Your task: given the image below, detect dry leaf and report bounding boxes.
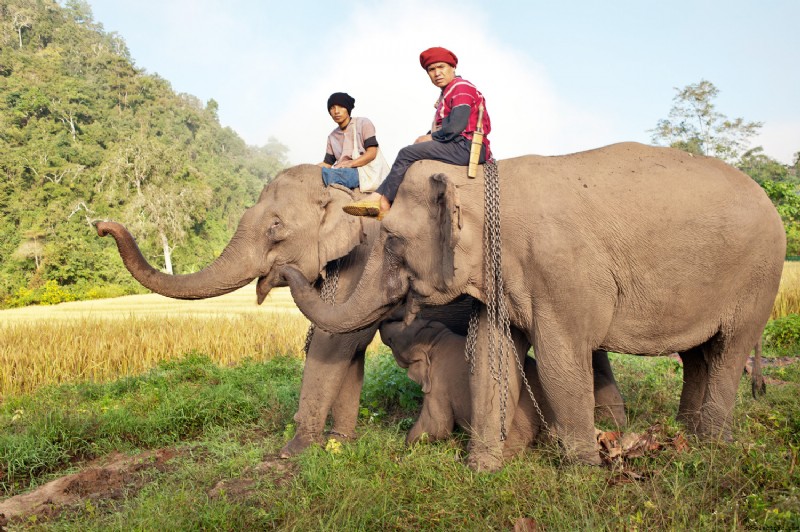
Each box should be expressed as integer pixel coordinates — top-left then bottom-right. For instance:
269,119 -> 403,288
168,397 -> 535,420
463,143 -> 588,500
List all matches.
669,433 -> 689,452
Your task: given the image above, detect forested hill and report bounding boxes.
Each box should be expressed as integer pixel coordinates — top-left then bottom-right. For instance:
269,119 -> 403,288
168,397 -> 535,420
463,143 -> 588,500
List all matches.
0,0 -> 289,306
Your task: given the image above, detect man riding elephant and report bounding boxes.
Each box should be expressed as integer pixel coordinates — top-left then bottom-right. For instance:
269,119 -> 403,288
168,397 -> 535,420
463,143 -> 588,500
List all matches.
344,46 -> 490,219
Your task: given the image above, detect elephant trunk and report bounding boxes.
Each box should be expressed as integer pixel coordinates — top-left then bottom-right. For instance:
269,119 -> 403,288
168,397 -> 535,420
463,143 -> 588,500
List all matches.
97,221 -> 257,299
283,240 -> 409,333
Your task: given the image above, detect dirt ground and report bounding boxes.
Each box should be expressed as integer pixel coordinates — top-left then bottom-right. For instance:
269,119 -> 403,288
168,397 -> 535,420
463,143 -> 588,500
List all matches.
0,448 -> 295,529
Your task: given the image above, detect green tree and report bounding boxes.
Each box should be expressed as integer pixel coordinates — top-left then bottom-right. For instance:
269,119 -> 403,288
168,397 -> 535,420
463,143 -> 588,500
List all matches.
650,80 -> 762,163
760,179 -> 800,255
0,0 -> 287,305
738,147 -> 794,184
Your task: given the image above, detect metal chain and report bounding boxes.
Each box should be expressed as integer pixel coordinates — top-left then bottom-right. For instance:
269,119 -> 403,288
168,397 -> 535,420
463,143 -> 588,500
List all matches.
303,260 -> 340,355
465,298 -> 480,374
464,160 -> 551,440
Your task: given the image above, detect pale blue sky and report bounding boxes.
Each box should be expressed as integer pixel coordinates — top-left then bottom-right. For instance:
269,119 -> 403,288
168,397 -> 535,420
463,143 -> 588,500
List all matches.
86,0 -> 799,165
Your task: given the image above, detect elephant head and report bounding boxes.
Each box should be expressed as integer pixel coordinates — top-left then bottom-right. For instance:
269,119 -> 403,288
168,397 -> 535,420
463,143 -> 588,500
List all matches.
98,164 -> 371,303
284,159 -> 486,333
379,319 -> 450,394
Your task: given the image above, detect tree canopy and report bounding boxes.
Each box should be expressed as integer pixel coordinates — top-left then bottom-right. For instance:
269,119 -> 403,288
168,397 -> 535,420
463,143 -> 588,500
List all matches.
0,0 -> 288,304
650,79 -> 762,164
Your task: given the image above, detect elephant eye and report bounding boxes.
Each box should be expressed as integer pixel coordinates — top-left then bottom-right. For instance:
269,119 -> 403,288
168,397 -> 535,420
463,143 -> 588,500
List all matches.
268,219 -> 286,242
385,234 -> 405,258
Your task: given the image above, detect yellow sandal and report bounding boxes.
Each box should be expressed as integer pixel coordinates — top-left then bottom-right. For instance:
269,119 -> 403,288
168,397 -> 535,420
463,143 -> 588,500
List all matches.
342,200 -> 381,218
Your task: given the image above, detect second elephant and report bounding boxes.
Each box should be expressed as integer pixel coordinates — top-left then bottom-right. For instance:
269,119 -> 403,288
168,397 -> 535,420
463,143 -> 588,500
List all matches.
379,319 -> 627,458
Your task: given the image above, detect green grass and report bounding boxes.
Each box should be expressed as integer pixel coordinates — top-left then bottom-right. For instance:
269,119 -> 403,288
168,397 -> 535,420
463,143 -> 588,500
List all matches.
1,351 -> 799,530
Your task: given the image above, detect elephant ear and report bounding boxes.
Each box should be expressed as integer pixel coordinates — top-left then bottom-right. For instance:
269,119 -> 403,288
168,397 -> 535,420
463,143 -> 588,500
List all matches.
317,184 -> 364,273
431,173 -> 462,289
405,346 -> 433,394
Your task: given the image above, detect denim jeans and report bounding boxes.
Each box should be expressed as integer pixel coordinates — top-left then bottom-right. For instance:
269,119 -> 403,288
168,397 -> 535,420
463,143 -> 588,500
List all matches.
322,167 -> 360,189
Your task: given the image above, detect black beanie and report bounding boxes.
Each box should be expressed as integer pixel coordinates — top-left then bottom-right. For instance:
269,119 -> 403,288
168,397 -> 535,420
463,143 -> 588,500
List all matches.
327,92 -> 355,113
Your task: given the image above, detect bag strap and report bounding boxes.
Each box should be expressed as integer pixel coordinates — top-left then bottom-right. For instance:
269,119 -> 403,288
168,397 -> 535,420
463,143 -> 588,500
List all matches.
351,117 -> 360,157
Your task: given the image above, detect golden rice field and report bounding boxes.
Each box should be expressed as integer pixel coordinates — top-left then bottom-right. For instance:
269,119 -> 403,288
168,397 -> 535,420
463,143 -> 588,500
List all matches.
2,263 -> 800,399
772,261 -> 800,319
0,286 -> 316,398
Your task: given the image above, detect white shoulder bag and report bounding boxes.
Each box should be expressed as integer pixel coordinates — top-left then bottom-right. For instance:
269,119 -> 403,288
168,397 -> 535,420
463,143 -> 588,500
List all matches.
351,118 -> 390,192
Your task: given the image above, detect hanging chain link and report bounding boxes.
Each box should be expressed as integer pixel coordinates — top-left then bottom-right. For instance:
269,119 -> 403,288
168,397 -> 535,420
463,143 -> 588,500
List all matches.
303,260 -> 341,355
464,160 -> 551,440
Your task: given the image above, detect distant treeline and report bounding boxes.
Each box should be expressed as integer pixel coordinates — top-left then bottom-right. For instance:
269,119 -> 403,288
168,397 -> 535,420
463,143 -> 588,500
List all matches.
0,0 -> 289,306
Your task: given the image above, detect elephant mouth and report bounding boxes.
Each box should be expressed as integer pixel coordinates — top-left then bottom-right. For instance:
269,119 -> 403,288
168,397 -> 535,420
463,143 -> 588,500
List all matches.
256,275 -> 276,305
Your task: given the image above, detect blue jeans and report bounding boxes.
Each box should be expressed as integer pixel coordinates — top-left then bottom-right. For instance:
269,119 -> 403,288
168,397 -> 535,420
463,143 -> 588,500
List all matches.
322,167 -> 360,189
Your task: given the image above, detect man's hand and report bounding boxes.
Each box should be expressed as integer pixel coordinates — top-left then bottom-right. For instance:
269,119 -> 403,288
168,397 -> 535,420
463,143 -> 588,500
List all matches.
414,134 -> 433,144
337,159 -> 356,168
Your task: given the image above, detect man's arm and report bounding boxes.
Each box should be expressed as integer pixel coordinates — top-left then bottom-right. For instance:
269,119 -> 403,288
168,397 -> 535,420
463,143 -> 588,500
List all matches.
431,105 -> 470,142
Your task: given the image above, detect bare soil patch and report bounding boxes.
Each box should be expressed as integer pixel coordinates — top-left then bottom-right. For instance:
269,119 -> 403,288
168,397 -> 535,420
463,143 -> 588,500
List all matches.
0,449 -> 179,529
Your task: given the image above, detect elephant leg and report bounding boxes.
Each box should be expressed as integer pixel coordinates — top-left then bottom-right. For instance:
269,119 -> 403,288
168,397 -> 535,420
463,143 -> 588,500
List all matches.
328,348 -> 366,441
466,306 -> 522,472
751,338 -> 766,398
591,350 -> 627,429
535,332 -> 600,465
281,327 -> 376,458
697,333 -> 752,440
677,346 -> 707,433
407,398 -> 455,445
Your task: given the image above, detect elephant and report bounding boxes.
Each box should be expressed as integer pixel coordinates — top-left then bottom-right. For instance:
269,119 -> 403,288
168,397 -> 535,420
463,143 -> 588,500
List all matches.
96,167 -> 628,458
379,319 -> 626,458
282,142 -> 785,470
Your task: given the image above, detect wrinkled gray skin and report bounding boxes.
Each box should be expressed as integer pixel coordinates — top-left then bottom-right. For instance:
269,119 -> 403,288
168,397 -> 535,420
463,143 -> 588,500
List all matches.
96,165 -> 628,457
284,143 -> 785,470
380,319 -> 626,458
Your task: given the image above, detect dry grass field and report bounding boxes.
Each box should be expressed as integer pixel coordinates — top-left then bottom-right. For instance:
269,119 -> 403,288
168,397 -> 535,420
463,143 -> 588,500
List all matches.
0,286 -> 315,398
772,261 -> 800,319
2,262 -> 799,399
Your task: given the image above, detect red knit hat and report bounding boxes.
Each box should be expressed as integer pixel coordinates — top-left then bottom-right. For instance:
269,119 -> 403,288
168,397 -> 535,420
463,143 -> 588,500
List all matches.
419,47 -> 458,69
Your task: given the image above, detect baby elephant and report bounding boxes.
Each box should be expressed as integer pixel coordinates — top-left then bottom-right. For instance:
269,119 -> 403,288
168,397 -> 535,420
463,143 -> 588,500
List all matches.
379,319 -> 627,458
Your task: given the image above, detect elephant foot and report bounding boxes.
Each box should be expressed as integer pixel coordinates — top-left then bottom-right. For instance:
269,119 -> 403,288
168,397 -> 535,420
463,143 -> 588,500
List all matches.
280,432 -> 322,459
560,439 -> 603,466
570,449 -> 603,466
677,410 -> 702,435
466,449 -> 504,472
325,430 -> 355,442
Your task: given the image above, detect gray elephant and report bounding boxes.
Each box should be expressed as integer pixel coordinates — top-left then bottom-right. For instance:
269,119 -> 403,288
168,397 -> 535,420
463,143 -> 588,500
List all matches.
96,169 -> 627,457
283,142 -> 785,470
379,319 -> 626,458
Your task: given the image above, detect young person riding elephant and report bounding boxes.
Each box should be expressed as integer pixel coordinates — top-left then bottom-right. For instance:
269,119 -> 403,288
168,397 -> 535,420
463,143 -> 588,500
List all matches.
344,46 -> 490,219
319,92 -> 389,192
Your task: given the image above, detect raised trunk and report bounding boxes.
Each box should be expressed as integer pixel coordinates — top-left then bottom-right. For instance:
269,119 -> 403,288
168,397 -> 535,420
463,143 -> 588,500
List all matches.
283,240 -> 409,333
97,221 -> 255,299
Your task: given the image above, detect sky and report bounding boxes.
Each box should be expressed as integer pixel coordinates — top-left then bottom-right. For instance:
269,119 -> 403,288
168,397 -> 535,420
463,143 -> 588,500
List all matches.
85,0 -> 800,166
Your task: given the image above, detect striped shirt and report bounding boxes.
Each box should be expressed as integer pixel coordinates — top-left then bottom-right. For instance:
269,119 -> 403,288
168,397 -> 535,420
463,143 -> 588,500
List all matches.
432,76 -> 491,157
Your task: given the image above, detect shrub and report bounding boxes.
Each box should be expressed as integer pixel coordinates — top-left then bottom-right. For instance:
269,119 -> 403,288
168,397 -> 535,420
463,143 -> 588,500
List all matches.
763,314 -> 800,356
3,280 -> 75,308
361,349 -> 422,416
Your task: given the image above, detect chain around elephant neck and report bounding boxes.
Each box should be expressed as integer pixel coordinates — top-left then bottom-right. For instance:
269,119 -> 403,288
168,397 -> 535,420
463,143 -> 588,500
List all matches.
465,160 -> 550,440
303,260 -> 341,355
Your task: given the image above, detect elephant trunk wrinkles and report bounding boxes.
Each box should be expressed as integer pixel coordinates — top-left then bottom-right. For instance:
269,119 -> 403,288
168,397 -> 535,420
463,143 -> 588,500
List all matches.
97,221 -> 255,300
283,262 -> 407,334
